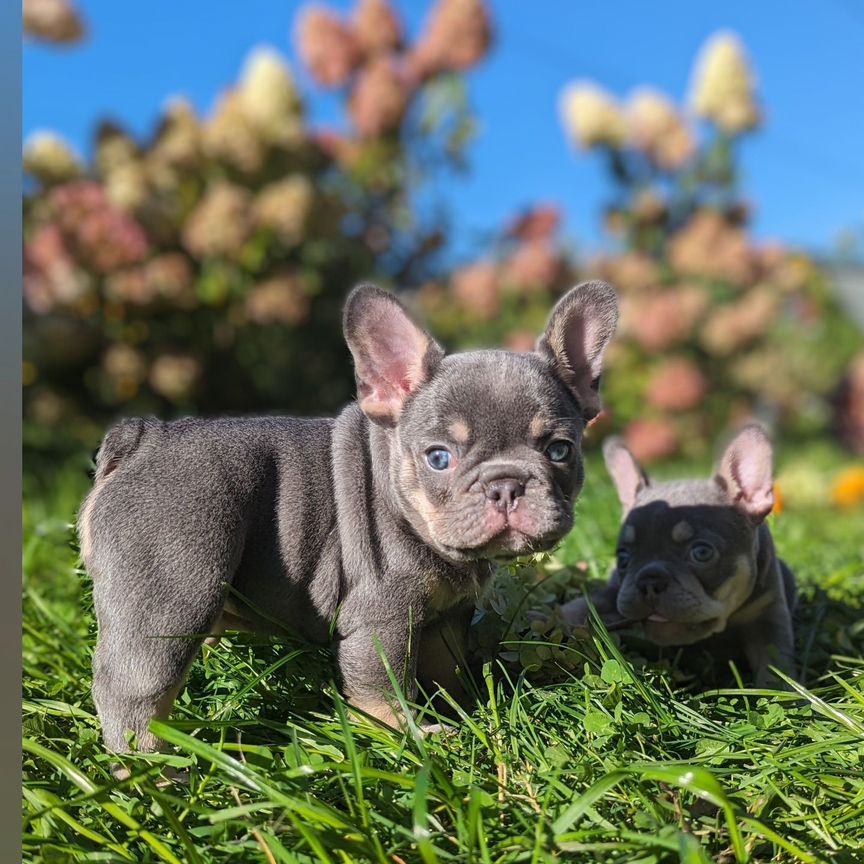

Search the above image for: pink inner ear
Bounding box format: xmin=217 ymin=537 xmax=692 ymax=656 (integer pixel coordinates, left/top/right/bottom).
xmin=719 ymin=426 xmax=775 ymax=519
xmin=605 ymin=442 xmax=645 ymax=513
xmin=354 ymin=303 xmax=430 ymax=419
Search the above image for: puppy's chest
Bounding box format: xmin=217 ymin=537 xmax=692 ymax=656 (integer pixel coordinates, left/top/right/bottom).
xmin=426 ymin=564 xmax=490 ymax=616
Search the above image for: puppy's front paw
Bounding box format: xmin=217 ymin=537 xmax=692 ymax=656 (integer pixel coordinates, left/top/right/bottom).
xmin=558 ymin=597 xmax=590 ymax=629
xmin=419 ymin=721 xmax=456 ymax=737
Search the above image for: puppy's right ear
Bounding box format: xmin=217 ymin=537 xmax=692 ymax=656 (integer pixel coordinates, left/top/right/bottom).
xmin=343 ymin=284 xmax=444 ymax=427
xmin=603 ymin=436 xmax=649 ymax=514
xmin=536 ymin=280 xmax=619 ymax=421
xmin=714 ymin=423 xmax=775 ymax=522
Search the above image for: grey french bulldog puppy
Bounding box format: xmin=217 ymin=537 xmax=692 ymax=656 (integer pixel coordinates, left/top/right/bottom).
xmin=558 ymin=425 xmax=797 ymax=687
xmin=78 ymin=280 xmax=618 ymax=754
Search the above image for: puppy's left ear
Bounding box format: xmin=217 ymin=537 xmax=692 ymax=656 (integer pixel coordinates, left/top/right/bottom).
xmin=603 ymin=436 xmax=650 ymax=514
xmin=536 ymin=281 xmax=619 ymax=420
xmin=714 ymin=424 xmax=775 ymax=522
xmin=344 ymin=283 xmax=444 ymax=427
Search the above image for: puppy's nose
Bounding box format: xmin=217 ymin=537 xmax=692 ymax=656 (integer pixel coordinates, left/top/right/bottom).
xmin=635 ymin=568 xmax=670 ymax=596
xmin=484 ymin=478 xmax=525 ymax=513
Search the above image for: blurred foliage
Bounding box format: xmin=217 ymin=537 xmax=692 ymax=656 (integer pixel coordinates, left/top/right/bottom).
xmin=23 ymin=10 xmax=863 ymax=470
xmin=23 ymin=0 xmax=491 ymax=464
xmin=420 ymin=32 xmax=863 ymax=463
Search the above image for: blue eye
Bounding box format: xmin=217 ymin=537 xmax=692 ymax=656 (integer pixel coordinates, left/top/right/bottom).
xmin=425 ymin=448 xmax=452 ymax=471
xmin=689 ymin=542 xmax=717 ymax=565
xmin=545 ymin=440 xmax=572 ymax=463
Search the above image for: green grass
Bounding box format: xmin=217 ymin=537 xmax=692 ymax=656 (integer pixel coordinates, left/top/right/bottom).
xmin=23 ymin=448 xmax=864 ymax=863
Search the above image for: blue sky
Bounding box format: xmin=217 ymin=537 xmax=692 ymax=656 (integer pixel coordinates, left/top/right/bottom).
xmin=24 ymin=0 xmax=864 ymax=259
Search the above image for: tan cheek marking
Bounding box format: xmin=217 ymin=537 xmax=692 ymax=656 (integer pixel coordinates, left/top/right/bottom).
xmin=671 ymin=521 xmax=694 ymax=543
xmin=712 ymin=554 xmax=753 ymax=608
xmin=447 ymin=419 xmax=470 ymax=443
xmin=728 ymin=590 xmax=776 ymax=626
xmin=622 ymin=524 xmax=636 ymax=544
xmin=400 ymin=460 xmax=441 ymax=530
xmin=529 ymin=414 xmax=548 ymax=439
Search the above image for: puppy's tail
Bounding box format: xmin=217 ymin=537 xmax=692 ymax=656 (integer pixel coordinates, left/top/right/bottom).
xmin=92 ymin=417 xmax=150 ymax=482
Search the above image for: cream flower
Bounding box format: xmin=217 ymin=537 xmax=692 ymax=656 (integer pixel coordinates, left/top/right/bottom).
xmin=560 ymin=82 xmax=627 ymax=150
xmin=239 ymin=47 xmax=305 ymax=146
xmin=151 ymin=98 xmax=202 ymax=169
xmin=253 ymin=175 xmax=315 ymax=246
xmin=23 ymin=132 xmax=82 ymax=183
xmin=690 ymin=32 xmax=760 ymax=134
xmin=627 ymin=88 xmax=695 ymax=170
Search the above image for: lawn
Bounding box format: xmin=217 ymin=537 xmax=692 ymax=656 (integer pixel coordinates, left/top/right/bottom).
xmin=22 ymin=444 xmax=864 ymax=863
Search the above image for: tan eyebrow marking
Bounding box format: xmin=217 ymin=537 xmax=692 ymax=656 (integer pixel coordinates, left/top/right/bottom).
xmin=447 ymin=419 xmax=470 ymax=443
xmin=622 ymin=524 xmax=636 ymax=543
xmin=671 ymin=521 xmax=694 ymax=543
xmin=529 ymin=414 xmax=547 ymax=439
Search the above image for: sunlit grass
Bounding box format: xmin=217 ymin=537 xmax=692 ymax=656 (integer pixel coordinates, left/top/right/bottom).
xmin=23 ymin=449 xmax=864 ymax=862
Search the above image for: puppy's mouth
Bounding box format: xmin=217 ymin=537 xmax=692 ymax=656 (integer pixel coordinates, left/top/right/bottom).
xmin=441 ymin=518 xmax=564 ymax=562
xmin=638 ymin=613 xmax=722 ymax=646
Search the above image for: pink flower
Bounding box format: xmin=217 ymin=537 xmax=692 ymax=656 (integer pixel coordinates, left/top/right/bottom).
xmin=504 ymin=330 xmax=537 ymax=353
xmin=624 ymin=285 xmax=709 ymax=352
xmin=48 ymin=181 xmax=149 ymax=274
xmin=668 ymin=209 xmax=756 ymax=285
xmin=296 ymin=5 xmax=361 ymax=88
xmin=646 ymin=359 xmax=707 ymax=411
xmin=349 ymin=55 xmax=411 ymax=137
xmin=595 ymin=250 xmax=661 ymax=294
xmin=24 ymin=223 xmax=90 ymax=313
xmin=354 ymin=0 xmax=402 ymax=56
xmin=624 ymin=418 xmax=680 ymax=463
xmin=505 ymin=205 xmax=561 ymax=242
xmin=409 ymin=0 xmax=493 ymax=81
xmin=700 ymin=287 xmax=778 ymax=356
xmin=503 ymin=240 xmax=561 ymax=292
xmin=23 ymin=0 xmax=85 ymax=44
xmin=451 ymin=260 xmax=499 ymax=319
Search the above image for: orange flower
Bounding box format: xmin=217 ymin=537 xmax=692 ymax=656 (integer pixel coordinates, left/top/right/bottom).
xmin=831 ymin=466 xmax=864 ymax=509
xmin=772 ymin=482 xmax=784 ymax=516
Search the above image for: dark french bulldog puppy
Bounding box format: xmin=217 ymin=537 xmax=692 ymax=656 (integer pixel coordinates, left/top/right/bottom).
xmin=79 ymin=280 xmax=618 ymax=754
xmin=559 ymin=425 xmax=797 ymax=687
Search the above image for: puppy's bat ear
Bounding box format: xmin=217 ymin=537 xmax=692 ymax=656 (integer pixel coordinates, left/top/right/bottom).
xmin=714 ymin=424 xmax=775 ymax=522
xmin=343 ymin=284 xmax=444 ymax=427
xmin=536 ymin=281 xmax=619 ymax=421
xmin=603 ymin=436 xmax=649 ymax=514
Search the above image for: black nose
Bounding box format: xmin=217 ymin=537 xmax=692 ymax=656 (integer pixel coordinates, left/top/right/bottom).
xmin=635 ymin=568 xmax=670 ymax=596
xmin=484 ymin=478 xmax=525 ymax=512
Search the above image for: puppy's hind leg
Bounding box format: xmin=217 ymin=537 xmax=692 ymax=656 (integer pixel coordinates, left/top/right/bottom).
xmin=91 ymin=583 xmax=226 ymax=756
xmin=89 ymin=531 xmax=244 ymax=756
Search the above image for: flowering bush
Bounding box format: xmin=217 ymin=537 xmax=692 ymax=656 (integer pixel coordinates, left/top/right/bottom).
xmin=23 ymin=0 xmax=492 ymax=454
xmin=420 ymin=32 xmax=861 ymax=462
xmin=23 ymin=16 xmax=861 ymax=466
